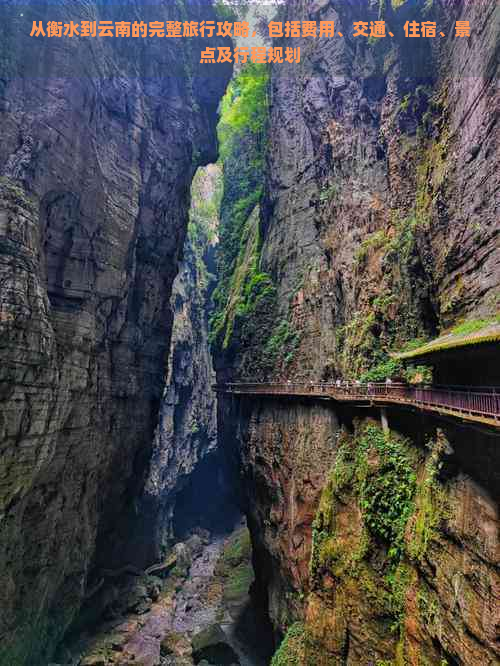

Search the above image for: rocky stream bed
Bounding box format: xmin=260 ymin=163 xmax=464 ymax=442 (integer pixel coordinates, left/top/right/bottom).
xmin=56 ymin=526 xmax=272 ymax=666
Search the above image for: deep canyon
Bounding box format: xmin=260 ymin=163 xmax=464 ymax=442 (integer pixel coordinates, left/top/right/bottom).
xmin=0 ymin=1 xmax=499 ymax=665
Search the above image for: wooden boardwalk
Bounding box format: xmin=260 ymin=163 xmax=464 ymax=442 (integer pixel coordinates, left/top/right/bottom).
xmin=216 ymin=382 xmax=500 ymax=429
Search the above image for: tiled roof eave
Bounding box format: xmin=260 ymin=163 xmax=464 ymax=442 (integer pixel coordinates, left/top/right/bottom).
xmin=393 ymin=327 xmax=500 ymax=361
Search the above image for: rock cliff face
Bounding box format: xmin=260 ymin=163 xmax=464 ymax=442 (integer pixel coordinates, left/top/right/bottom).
xmin=138 ymin=164 xmax=239 ymax=561
xmin=265 ymin=0 xmax=498 ymax=382
xmin=215 ymin=0 xmax=499 ymax=663
xmin=224 ymin=400 xmax=499 ymax=665
xmin=0 ymin=2 xmax=230 ymax=662
xmin=216 ymin=0 xmax=498 ymax=382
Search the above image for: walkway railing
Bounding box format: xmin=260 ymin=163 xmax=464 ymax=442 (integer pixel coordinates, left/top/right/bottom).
xmin=215 ymin=382 xmax=500 ymax=427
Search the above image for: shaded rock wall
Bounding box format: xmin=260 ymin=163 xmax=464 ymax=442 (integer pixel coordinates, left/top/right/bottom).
xmin=138 ymin=165 xmax=240 ymax=560
xmin=220 ymin=397 xmax=339 ymax=630
xmin=0 ymin=2 xmax=231 ymax=662
xmin=143 ymin=229 xmax=218 ymax=555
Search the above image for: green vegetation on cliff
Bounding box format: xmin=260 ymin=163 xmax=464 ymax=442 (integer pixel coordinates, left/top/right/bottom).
xmin=270 ymin=622 xmax=326 ymax=666
xmin=344 ymin=209 xmax=436 ymax=380
xmin=188 ymin=165 xmax=222 ymax=292
xmin=336 ymin=78 xmax=454 ymax=379
xmin=218 ymin=62 xmax=269 ymax=163
xmin=210 ymin=62 xmax=283 ymax=375
xmin=271 ymin=623 xmax=307 ymax=666
xmin=311 ymin=424 xmax=417 ymax=580
xmin=295 ymin=423 xmax=453 ymax=664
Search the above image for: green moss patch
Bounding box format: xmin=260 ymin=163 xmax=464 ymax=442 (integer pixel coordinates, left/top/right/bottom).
xmin=210 ymin=63 xmax=272 ymax=365
xmin=224 ymin=562 xmax=254 ymax=603
xmin=407 ymin=433 xmax=451 ymax=562
xmin=215 ymin=528 xmax=254 ymax=604
xmin=271 ymin=623 xmax=307 ymax=666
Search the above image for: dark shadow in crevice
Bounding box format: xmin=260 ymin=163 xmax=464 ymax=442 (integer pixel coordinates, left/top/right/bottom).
xmin=172 ymin=448 xmax=241 ymax=541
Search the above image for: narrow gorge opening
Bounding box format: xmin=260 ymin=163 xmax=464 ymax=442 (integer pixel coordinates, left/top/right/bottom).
xmin=55 ymin=160 xmax=275 ymax=665
xmin=51 ymin=3 xmax=281 ymax=650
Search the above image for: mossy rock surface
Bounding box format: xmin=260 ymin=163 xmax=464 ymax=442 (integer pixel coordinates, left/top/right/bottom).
xmin=191 ymin=623 xmax=239 ymax=665
xmin=79 ymin=655 xmax=107 ymax=666
xmin=271 ymin=623 xmax=306 ymax=666
xmin=223 ymin=562 xmax=254 ymax=604
xmin=160 ymin=630 xmax=193 ymax=659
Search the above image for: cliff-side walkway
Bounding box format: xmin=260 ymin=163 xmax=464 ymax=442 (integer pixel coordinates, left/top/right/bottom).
xmin=216 ymin=382 xmax=500 ymax=428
